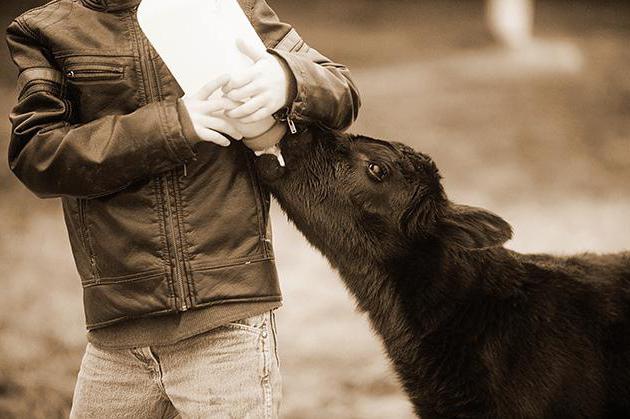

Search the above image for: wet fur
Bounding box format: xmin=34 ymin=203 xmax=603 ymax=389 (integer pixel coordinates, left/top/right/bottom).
xmin=255 ymin=128 xmax=630 ymax=419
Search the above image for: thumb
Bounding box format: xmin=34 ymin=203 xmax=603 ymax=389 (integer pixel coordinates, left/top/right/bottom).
xmin=236 ymin=38 xmax=266 ymax=63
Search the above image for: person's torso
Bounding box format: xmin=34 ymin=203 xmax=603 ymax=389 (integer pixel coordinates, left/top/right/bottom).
xmin=24 ymin=0 xmax=298 ymax=328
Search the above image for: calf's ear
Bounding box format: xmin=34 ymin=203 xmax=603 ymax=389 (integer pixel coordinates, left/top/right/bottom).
xmin=438 ymin=204 xmax=512 ymax=249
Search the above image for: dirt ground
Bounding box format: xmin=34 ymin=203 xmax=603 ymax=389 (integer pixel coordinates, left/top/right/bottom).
xmin=0 ymin=1 xmax=629 ymax=418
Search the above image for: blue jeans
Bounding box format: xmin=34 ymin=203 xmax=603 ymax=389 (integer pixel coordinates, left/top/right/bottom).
xmin=70 ymin=311 xmax=281 ymax=418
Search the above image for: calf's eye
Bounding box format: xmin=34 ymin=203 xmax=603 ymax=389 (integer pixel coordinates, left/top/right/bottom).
xmin=367 ymin=162 xmax=388 ymax=182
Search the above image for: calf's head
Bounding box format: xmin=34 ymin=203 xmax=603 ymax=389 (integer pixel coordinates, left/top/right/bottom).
xmin=255 ymin=129 xmax=513 ymax=267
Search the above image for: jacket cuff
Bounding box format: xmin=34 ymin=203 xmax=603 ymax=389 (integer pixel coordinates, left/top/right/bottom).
xmin=158 ymin=101 xmax=198 ymax=163
xmin=176 ymin=99 xmax=203 ymax=147
xmin=268 ymin=48 xmax=308 ymax=120
xmin=243 ymin=122 xmax=287 ymax=152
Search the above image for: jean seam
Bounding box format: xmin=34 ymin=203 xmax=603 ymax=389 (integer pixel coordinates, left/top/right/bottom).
xmin=261 ymin=320 xmax=273 ymax=419
xmin=224 ymin=322 xmax=263 ymax=335
xmin=271 ymin=310 xmax=280 ymax=368
xmin=147 ymin=348 xmax=169 ymax=398
xmin=131 ymin=348 xmax=169 ymax=399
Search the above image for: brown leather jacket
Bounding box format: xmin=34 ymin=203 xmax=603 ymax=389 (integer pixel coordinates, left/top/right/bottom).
xmin=6 ymin=0 xmax=360 ymax=329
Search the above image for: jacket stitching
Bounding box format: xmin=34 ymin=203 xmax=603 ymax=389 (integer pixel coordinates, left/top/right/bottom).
xmin=133 ymin=9 xmax=180 ymax=309
xmin=86 ymin=308 xmax=175 ymax=329
xmin=127 ymin=9 xmax=175 ymax=308
xmin=38 ymin=121 xmax=67 ymax=135
xmin=174 ymin=171 xmax=197 ymax=301
xmin=27 ymin=0 xmax=63 ymax=27
xmin=54 ymin=50 xmax=135 ymax=58
xmin=155 ymin=99 xmax=169 ymax=152
xmin=155 ymin=49 xmax=195 ymax=160
xmin=60 ymin=62 xmax=71 ymax=115
xmin=151 ymin=52 xmax=193 ymax=307
xmin=81 ymin=267 xmax=165 ymax=286
xmin=63 ymin=61 xmax=124 ymax=71
xmin=15 ymin=18 xmax=42 ymax=46
xmin=82 ymin=181 xmax=133 ymax=200
xmin=244 ymin=154 xmax=268 ymax=257
xmin=19 ymin=82 xmax=59 ymax=100
xmin=17 ymin=0 xmax=59 ymax=23
xmin=121 ymin=14 xmax=143 ymax=122
xmin=191 ymin=256 xmax=274 ymax=273
xmin=126 ymin=12 xmax=147 ymax=106
xmin=83 ymin=271 xmax=165 ymax=287
xmin=17 ymin=68 xmax=63 ymax=97
xmin=86 ymin=266 xmax=165 ymax=281
xmin=85 ymin=296 xmax=281 ymax=329
xmin=15 ymin=0 xmax=62 ymax=43
xmin=75 ymin=199 xmax=99 ymax=280
xmin=252 ymin=161 xmax=272 ymax=255
xmin=35 ymin=0 xmax=74 ymax=32
xmin=146 ymin=36 xmax=190 ymax=309
xmin=179 ymin=296 xmax=281 ymax=310
xmin=152 ymin=176 xmax=176 ymax=304
xmin=150 ymin=48 xmax=164 ymax=99
xmin=274 ymin=28 xmax=301 ymax=52
xmin=62 ymin=98 xmax=73 ymax=122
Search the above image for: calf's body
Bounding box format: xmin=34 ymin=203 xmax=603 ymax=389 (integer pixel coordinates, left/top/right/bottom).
xmin=255 ymin=128 xmax=630 ymax=418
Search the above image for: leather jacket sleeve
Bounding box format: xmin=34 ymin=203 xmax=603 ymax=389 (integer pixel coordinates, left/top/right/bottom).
xmin=6 ymin=17 xmax=198 ymax=200
xmin=250 ymin=0 xmax=361 ymax=131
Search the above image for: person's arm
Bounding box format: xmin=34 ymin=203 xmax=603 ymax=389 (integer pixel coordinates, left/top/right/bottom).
xmin=5 ymin=17 xmax=222 ymax=200
xmin=231 ymin=0 xmax=362 ymax=132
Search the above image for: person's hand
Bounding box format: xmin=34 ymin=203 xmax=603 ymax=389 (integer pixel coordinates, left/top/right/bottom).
xmin=223 ymin=39 xmax=293 ymax=124
xmin=225 ymin=117 xmax=276 ymax=139
xmin=180 ymin=75 xmax=244 ymax=146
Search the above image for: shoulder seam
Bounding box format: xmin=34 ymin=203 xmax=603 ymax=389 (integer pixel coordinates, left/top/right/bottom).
xmin=16 ymin=0 xmax=65 ymax=29
xmin=14 ymin=17 xmax=40 ymax=43
xmin=20 ymin=0 xmax=63 ymax=16
xmin=15 ymin=0 xmax=73 ymax=48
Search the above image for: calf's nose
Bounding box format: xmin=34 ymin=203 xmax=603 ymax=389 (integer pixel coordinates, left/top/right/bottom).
xmin=255 ymin=154 xmax=287 ymax=183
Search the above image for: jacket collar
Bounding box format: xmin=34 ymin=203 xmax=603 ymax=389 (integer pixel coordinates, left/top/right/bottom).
xmin=81 ymin=0 xmax=142 ymax=12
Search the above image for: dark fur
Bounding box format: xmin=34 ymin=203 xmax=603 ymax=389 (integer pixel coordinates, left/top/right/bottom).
xmin=255 ymin=128 xmax=630 ymax=419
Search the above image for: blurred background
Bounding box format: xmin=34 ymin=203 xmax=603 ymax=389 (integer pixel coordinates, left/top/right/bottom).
xmin=0 ymin=0 xmax=629 ymax=417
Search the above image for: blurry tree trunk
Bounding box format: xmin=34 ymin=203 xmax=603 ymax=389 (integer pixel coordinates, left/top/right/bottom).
xmin=486 ymin=0 xmax=534 ymax=48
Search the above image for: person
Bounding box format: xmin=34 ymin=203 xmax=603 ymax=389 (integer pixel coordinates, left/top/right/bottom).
xmin=5 ymin=0 xmax=361 ymax=417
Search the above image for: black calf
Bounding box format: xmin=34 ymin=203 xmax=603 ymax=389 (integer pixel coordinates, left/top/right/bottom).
xmin=255 ymin=128 xmax=630 ymax=419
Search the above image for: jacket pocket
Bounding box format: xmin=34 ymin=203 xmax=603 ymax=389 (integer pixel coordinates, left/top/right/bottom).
xmin=77 ymin=198 xmax=99 ymax=280
xmin=245 ymin=154 xmax=272 ymax=256
xmin=60 ymin=55 xmax=138 ymax=122
xmin=64 ymin=63 xmax=124 ymax=82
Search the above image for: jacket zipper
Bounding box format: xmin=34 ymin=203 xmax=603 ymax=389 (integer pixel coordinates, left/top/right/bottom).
xmin=65 ymin=64 xmax=124 ymax=81
xmin=132 ymin=12 xmax=189 ymax=311
xmin=287 ymin=117 xmax=297 ymax=134
xmin=163 ymin=177 xmax=188 ymax=311
xmin=275 ymin=106 xmax=298 ymax=134
xmin=77 ymin=199 xmax=98 ymax=279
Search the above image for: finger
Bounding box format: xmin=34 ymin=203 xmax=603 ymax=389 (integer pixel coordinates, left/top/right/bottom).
xmin=223 ymin=67 xmax=257 ymax=93
xmin=226 ymin=96 xmax=267 ymax=119
xmin=219 ymin=97 xmax=242 ymax=111
xmin=196 ymin=128 xmax=231 ymax=147
xmin=198 ymin=116 xmax=243 ymax=140
xmin=239 ymin=108 xmax=273 ymax=123
xmin=192 ymin=74 xmax=231 ymax=100
xmin=197 ymin=97 xmax=242 ymax=115
xmin=236 ymin=38 xmax=266 ymax=63
xmin=225 ymin=82 xmax=265 ymax=102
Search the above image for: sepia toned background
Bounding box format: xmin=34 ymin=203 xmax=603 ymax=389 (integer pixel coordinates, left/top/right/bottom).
xmin=0 ymin=1 xmax=629 ymax=418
